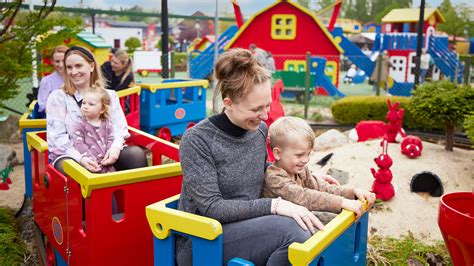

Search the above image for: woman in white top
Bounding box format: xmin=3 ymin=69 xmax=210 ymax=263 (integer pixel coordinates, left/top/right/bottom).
xmin=46 ymin=46 xmax=147 ymax=173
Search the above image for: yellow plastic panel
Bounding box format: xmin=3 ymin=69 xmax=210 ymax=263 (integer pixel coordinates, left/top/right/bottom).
xmin=271 ymin=14 xmax=297 ymax=40
xmin=288 ymin=201 xmax=369 ymax=265
xmin=146 ymin=194 xmax=223 ymax=240
xmin=63 ymin=160 xmax=182 ymax=198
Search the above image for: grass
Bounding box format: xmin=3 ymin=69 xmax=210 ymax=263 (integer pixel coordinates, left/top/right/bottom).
xmin=367 ymin=232 xmax=452 ymax=265
xmin=0 ymin=208 xmax=26 ymax=265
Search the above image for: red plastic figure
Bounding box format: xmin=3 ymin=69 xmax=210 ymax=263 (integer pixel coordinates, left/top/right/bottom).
xmin=266 ymin=79 xmax=285 ymax=162
xmin=401 ymin=135 xmax=423 ymax=158
xmin=371 ymin=138 xmax=395 ymax=201
xmin=355 ymin=121 xmax=386 ymax=142
xmin=385 ymin=99 xmax=406 ymax=143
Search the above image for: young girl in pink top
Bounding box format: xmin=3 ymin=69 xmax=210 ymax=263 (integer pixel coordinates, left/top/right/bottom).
xmin=72 ymin=88 xmax=115 ymax=173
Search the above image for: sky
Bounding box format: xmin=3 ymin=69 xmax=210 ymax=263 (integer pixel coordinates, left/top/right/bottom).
xmin=36 ymin=0 xmax=473 ymax=17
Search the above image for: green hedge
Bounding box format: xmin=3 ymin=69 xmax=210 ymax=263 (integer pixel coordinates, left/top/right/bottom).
xmin=331 ymin=96 xmax=438 ymax=129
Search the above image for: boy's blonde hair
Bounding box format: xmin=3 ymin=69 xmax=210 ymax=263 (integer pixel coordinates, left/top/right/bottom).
xmin=269 ymin=116 xmax=315 ymax=150
xmin=83 ymin=87 xmax=111 ymax=120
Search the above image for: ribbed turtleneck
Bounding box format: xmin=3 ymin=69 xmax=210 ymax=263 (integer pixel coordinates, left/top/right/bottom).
xmin=208 ymin=113 xmax=247 ymax=137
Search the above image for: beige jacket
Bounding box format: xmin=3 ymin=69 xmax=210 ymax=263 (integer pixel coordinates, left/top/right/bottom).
xmin=262 ymin=165 xmax=355 ymax=213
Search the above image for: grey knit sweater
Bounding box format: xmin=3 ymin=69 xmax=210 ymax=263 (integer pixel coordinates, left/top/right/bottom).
xmin=177 ymin=118 xmax=272 ymax=224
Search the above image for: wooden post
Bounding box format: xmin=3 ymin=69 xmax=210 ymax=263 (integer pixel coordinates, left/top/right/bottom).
xmin=304 ymin=52 xmax=311 ymax=119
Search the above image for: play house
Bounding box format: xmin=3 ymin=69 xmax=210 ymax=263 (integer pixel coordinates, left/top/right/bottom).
xmin=377 ymin=8 xmax=449 ymax=84
xmin=225 ymin=0 xmax=343 ymax=87
xmin=381 ymin=8 xmax=444 ymax=35
xmin=68 ymin=32 xmax=112 ymax=65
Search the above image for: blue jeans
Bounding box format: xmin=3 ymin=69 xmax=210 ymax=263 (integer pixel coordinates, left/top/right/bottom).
xmin=177 ymin=215 xmax=312 ymax=266
xmin=420 ymin=69 xmax=428 ymax=83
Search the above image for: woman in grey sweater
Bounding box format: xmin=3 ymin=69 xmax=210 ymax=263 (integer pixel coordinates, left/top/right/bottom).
xmin=177 ymin=49 xmax=325 ymax=265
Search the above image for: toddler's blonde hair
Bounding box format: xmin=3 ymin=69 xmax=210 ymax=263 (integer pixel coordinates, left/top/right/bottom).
xmin=269 ymin=116 xmax=315 ymax=150
xmin=83 ymin=87 xmax=111 ymax=120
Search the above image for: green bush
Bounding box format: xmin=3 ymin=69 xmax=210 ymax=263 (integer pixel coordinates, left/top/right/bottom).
xmin=173 ymin=52 xmax=187 ymax=68
xmin=124 ymin=37 xmax=142 ymax=54
xmin=410 ymin=81 xmax=474 ymax=151
xmin=331 ymin=96 xmax=433 ymax=129
xmin=0 ymin=208 xmax=26 ymax=265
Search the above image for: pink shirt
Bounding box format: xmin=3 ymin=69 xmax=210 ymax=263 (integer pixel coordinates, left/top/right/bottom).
xmin=46 ymin=88 xmax=130 ymax=164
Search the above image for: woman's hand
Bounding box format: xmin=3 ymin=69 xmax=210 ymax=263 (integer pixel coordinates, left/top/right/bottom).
xmin=312 ymin=173 xmax=340 ymax=186
xmin=80 ymin=157 xmax=101 ymax=172
xmin=101 ymin=146 xmax=121 ymax=166
xmin=354 ymin=188 xmax=376 ymax=209
xmin=341 ymin=199 xmax=363 ymax=220
xmin=273 ymin=198 xmax=325 ymax=234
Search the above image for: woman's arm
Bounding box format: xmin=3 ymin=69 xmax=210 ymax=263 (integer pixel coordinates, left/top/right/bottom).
xmin=114 ymin=73 xmax=133 ymax=91
xmin=179 ymin=132 xmax=272 ymax=224
xmin=37 ymin=77 xmax=49 ymax=112
xmin=46 ymin=90 xmax=82 ymax=162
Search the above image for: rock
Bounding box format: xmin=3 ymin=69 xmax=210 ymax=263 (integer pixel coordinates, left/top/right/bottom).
xmin=347 ymin=128 xmax=359 ymax=142
xmin=326 ymin=168 xmax=350 ymax=185
xmin=0 ymin=114 xmax=21 ymax=142
xmin=0 ymin=144 xmax=20 ymax=169
xmin=314 ymin=129 xmax=348 ymax=151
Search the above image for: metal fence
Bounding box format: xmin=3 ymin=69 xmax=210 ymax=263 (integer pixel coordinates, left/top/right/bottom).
xmin=1 ymin=52 xmax=472 ymax=117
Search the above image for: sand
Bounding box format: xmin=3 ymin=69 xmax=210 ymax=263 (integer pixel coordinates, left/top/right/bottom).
xmin=310 ymin=139 xmax=474 ymax=242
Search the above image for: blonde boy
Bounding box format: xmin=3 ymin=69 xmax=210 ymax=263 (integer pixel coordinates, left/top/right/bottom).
xmin=262 ymin=117 xmax=375 ymax=220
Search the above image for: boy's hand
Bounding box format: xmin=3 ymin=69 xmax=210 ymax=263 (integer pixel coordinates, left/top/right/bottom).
xmin=312 ymin=173 xmax=340 ymax=185
xmin=341 ymin=199 xmax=363 ymax=220
xmin=354 ymin=188 xmax=376 ymax=209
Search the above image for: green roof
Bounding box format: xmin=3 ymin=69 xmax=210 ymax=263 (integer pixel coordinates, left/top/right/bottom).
xmin=76 ymin=32 xmax=111 ymax=48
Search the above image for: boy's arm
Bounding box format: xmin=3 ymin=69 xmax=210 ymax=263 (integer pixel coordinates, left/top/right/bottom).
xmin=265 ymin=167 xmax=346 ymax=213
xmin=308 ymin=174 xmax=355 ymax=200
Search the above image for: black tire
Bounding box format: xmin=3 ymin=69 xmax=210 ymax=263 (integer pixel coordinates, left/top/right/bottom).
xmin=34 ymin=224 xmax=56 ymax=266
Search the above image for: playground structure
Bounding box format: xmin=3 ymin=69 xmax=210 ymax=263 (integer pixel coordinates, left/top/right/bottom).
xmin=189 ymin=1 xmax=464 ymax=99
xmin=337 ymin=7 xmax=464 ymax=96
xmin=190 ymin=0 xmax=345 ymax=98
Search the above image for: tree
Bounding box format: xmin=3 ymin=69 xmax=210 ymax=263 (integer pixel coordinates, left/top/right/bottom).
xmin=344 ymin=0 xmax=369 ymax=23
xmin=464 ymin=112 xmax=474 ymax=148
xmin=0 ymin=1 xmax=82 ymax=107
xmin=156 ymin=36 xmax=176 ymax=51
xmin=297 ymin=0 xmax=310 ymax=9
xmin=410 ymin=81 xmax=474 ymax=151
xmin=437 ymin=2 xmax=466 ymax=41
xmin=125 ymin=37 xmax=142 ymax=53
xmin=315 ymin=0 xmax=334 ymax=10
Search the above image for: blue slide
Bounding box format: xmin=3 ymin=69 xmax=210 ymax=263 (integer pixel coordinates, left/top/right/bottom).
xmin=310 ymin=57 xmax=345 ymax=98
xmin=428 ymin=36 xmax=463 ymax=83
xmin=190 ymin=26 xmax=238 ymax=79
xmin=331 ymin=27 xmax=375 ymax=76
